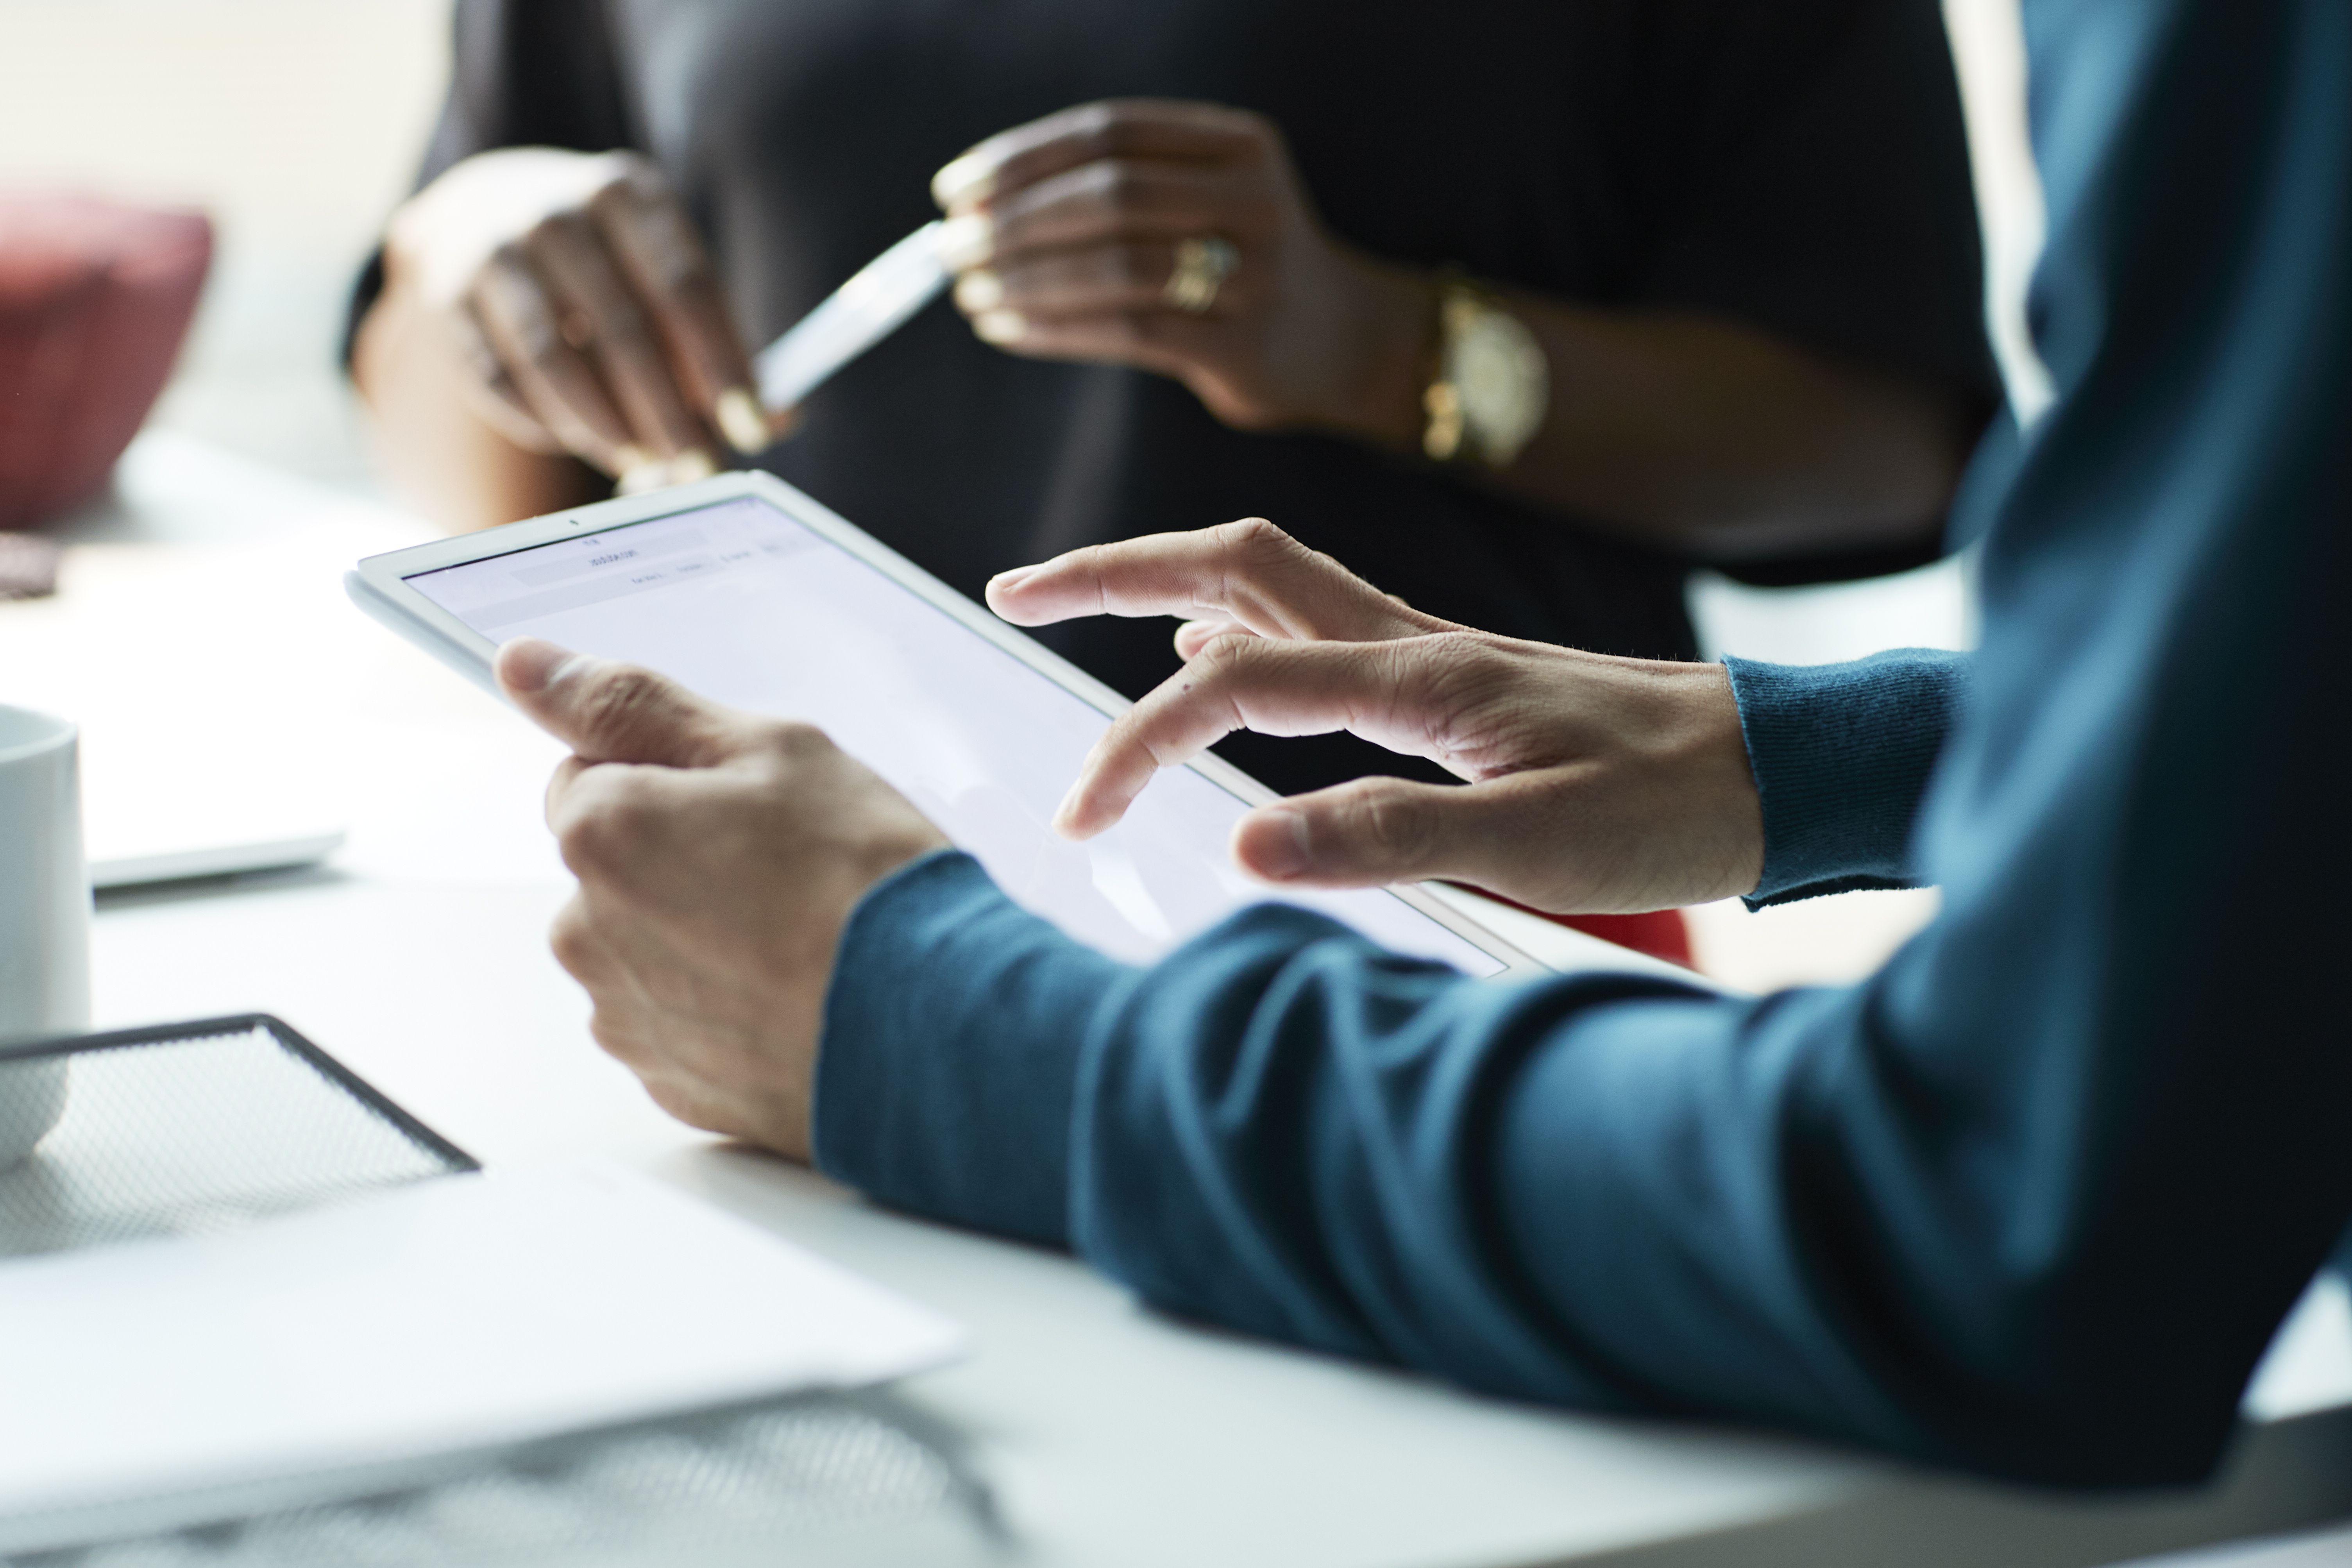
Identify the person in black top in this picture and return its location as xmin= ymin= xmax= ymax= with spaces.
xmin=351 ymin=0 xmax=1994 ymax=797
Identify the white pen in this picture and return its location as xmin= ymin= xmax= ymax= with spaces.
xmin=752 ymin=220 xmax=961 ymax=417
xmin=622 ymin=219 xmax=966 ymax=491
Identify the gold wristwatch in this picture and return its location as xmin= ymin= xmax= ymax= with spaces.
xmin=1421 ymin=279 xmax=1548 ymax=468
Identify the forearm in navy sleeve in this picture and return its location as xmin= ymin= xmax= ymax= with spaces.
xmin=814 ymin=851 xmax=1133 ymax=1247
xmin=1722 ymin=649 xmax=1971 ymax=907
xmin=1070 ymin=911 xmax=1719 ymax=1398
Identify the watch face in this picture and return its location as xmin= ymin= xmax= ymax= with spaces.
xmin=1451 ymin=305 xmax=1548 ymax=464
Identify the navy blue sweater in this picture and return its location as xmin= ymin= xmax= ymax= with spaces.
xmin=813 ymin=0 xmax=2352 ymax=1487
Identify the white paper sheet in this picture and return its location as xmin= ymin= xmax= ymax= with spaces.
xmin=0 ymin=1162 xmax=966 ymax=1550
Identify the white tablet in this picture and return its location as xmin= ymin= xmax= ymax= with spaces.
xmin=347 ymin=472 xmax=1537 ymax=978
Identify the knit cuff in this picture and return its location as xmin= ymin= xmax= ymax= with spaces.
xmin=1723 ymin=650 xmax=1971 ymax=908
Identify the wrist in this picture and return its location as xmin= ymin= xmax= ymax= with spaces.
xmin=1667 ymin=663 xmax=1766 ymax=904
xmin=1307 ymin=253 xmax=1439 ymax=447
xmin=1573 ymin=653 xmax=1764 ymax=910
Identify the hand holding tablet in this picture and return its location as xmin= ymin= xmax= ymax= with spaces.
xmin=492 ymin=637 xmax=948 ymax=1159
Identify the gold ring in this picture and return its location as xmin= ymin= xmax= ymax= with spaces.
xmin=1164 ymin=236 xmax=1239 ymax=315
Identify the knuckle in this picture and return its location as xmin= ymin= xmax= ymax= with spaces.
xmin=486 ymin=238 xmax=533 ymax=276
xmin=557 ymin=808 xmax=625 ymax=880
xmin=1392 ymin=632 xmax=1484 ymax=710
xmin=649 ymin=239 xmax=710 ymax=292
xmin=1224 ymin=515 xmax=1291 ymax=554
xmin=508 ymin=318 xmax=561 ymax=365
xmin=1124 ymin=309 xmax=1174 ymax=347
xmin=585 ymin=1007 xmax=653 ymax=1067
xmin=759 ymin=718 xmax=833 ymax=763
xmin=578 ymin=665 xmax=670 ymax=741
xmin=559 ymin=778 xmax=660 ymax=878
xmin=1347 ymin=782 xmax=1438 ymax=862
xmin=775 ymin=717 xmax=830 ymax=750
xmin=522 ymin=211 xmax=580 ymax=252
xmin=1233 ymin=111 xmax=1284 ymax=163
xmin=585 ymin=177 xmax=637 ymax=222
xmin=1075 ymin=100 xmax=1120 ymax=143
xmin=605 ymin=148 xmax=661 ymax=184
xmin=555 ymin=814 xmax=606 ymax=880
xmin=1190 ymin=630 xmax=1263 ymax=681
xmin=1225 ymin=516 xmax=1308 ymax=577
xmin=600 ymin=777 xmax=665 ymax=841
xmin=1204 ymin=517 xmax=1300 ymax=613
xmin=1078 ymin=160 xmax=1128 ymax=204
xmin=1444 ymin=632 xmax=1520 ymax=689
xmin=547 ymin=901 xmax=603 ymax=976
xmin=600 ymin=305 xmax=653 ymax=352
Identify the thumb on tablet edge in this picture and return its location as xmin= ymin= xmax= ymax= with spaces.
xmin=495 ymin=636 xmax=735 ymax=768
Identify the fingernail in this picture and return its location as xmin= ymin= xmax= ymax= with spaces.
xmin=954 ymin=269 xmax=1005 ymax=315
xmin=614 ymin=442 xmax=654 ymax=476
xmin=667 ymin=447 xmax=717 ymax=483
xmin=616 ymin=463 xmax=668 ymax=495
xmin=931 ymin=154 xmax=999 ymax=212
xmin=1051 ymin=782 xmax=1089 ymax=838
xmin=974 ymin=309 xmax=1027 ymax=345
xmin=498 ymin=636 xmax=586 ymax=694
xmin=988 ymin=564 xmax=1037 ymax=592
xmin=715 ymin=386 xmax=771 ymax=455
xmin=1250 ymin=808 xmax=1311 ymax=880
xmin=935 ymin=212 xmax=996 ymax=272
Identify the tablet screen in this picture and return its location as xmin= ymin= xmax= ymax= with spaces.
xmin=405 ymin=495 xmax=1504 ymax=976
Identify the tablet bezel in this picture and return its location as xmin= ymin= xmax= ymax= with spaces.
xmin=349 ymin=470 xmax=1544 ymax=978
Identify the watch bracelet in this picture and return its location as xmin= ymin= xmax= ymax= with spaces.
xmin=1420 ymin=276 xmax=1547 ymax=468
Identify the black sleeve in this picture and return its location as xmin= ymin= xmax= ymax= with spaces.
xmin=1632 ymin=0 xmax=2000 ymax=411
xmin=421 ymin=0 xmax=637 ymax=181
xmin=342 ymin=0 xmax=638 ymax=365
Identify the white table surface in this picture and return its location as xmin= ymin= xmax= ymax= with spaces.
xmin=8 ymin=432 xmax=2352 ymax=1568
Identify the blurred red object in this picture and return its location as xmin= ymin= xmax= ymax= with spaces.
xmin=1547 ymin=908 xmax=1694 ymax=969
xmin=1451 ymin=883 xmax=1696 ymax=969
xmin=0 ymin=193 xmax=212 ymax=530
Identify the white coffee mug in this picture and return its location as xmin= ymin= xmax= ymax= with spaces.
xmin=0 ymin=703 xmax=87 ymax=1167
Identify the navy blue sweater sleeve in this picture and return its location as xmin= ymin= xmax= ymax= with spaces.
xmin=815 ymin=850 xmax=1127 ymax=1247
xmin=815 ymin=0 xmax=2352 ymax=1490
xmin=1725 ymin=650 xmax=1972 ymax=906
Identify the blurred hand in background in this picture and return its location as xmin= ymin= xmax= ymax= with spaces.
xmin=932 ymin=99 xmax=1433 ymax=442
xmin=356 ymin=148 xmax=785 ymax=527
